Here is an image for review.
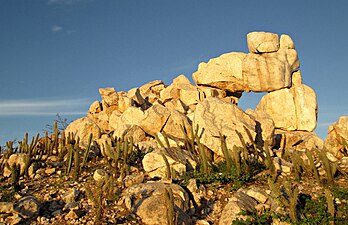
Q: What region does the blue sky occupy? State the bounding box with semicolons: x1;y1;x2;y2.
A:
0;0;347;145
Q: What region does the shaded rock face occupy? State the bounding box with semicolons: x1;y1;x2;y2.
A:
325;116;348;159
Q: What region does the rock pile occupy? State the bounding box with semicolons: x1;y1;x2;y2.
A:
66;31;320;161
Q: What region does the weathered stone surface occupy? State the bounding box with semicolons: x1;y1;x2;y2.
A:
65;117;101;147
164;99;187;113
61;188;79;204
95;111;111;132
280;34;295;49
0;202;14;214
124;182;191;225
142;148;197;178
13;196;40;219
113;124;146;143
256;84;317;132
140;104;171;136
99;87;119;107
219;190;258;225
179;84;199;106
193;49;299;93
291;70;302;86
242;49;299;92
325;116;348;158
193;52;246;92
3;153;29;177
246;108;275;147
274;129;324;151
193;97;257;156
138;80;166;104
197;86;226;100
93;169;109;183
117;96;133;113
162;110;192;140
87;100;102;118
109;107;145;131
247;32;279;53
256;88;296;130
244;187;269;204
290;84;317;131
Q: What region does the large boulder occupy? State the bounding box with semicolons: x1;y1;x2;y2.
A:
142;148;197;178
280;34;295;50
247;31;279;53
242;49;299;92
3;153;30;177
274;129;324;151
324;116;348;159
140;104;171;136
192;52;246;93
246;108;275;147
256;84;317;132
193;97;257;157
193;32;299;93
162;110;192;140
65;117;101;147
124;182;191;225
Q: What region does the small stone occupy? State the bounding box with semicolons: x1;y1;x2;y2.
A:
64;210;78;220
245;188;268;204
0;202;14;214
61;188;79;204
93;169;109;182
13;196;40;219
45;168;56;175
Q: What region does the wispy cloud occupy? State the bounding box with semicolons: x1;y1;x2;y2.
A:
51;25;63;32
0;98;91;116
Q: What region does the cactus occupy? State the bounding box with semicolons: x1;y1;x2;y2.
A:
66;143;74;176
324;188;335;224
73;143;80;182
232;145;242;176
11;164;20;192
81;133;93;168
305;151;321;184
319;150;336;186
285;182;299;223
220;134;233;172
164;187;175;225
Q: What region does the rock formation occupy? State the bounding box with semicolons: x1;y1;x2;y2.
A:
63;32;323;162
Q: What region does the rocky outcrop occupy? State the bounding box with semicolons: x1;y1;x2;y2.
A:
325;116;348;159
192;32;299;93
66;31;319;164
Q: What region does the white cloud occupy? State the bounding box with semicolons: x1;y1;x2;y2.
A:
51;25;63;32
0;98;90;116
